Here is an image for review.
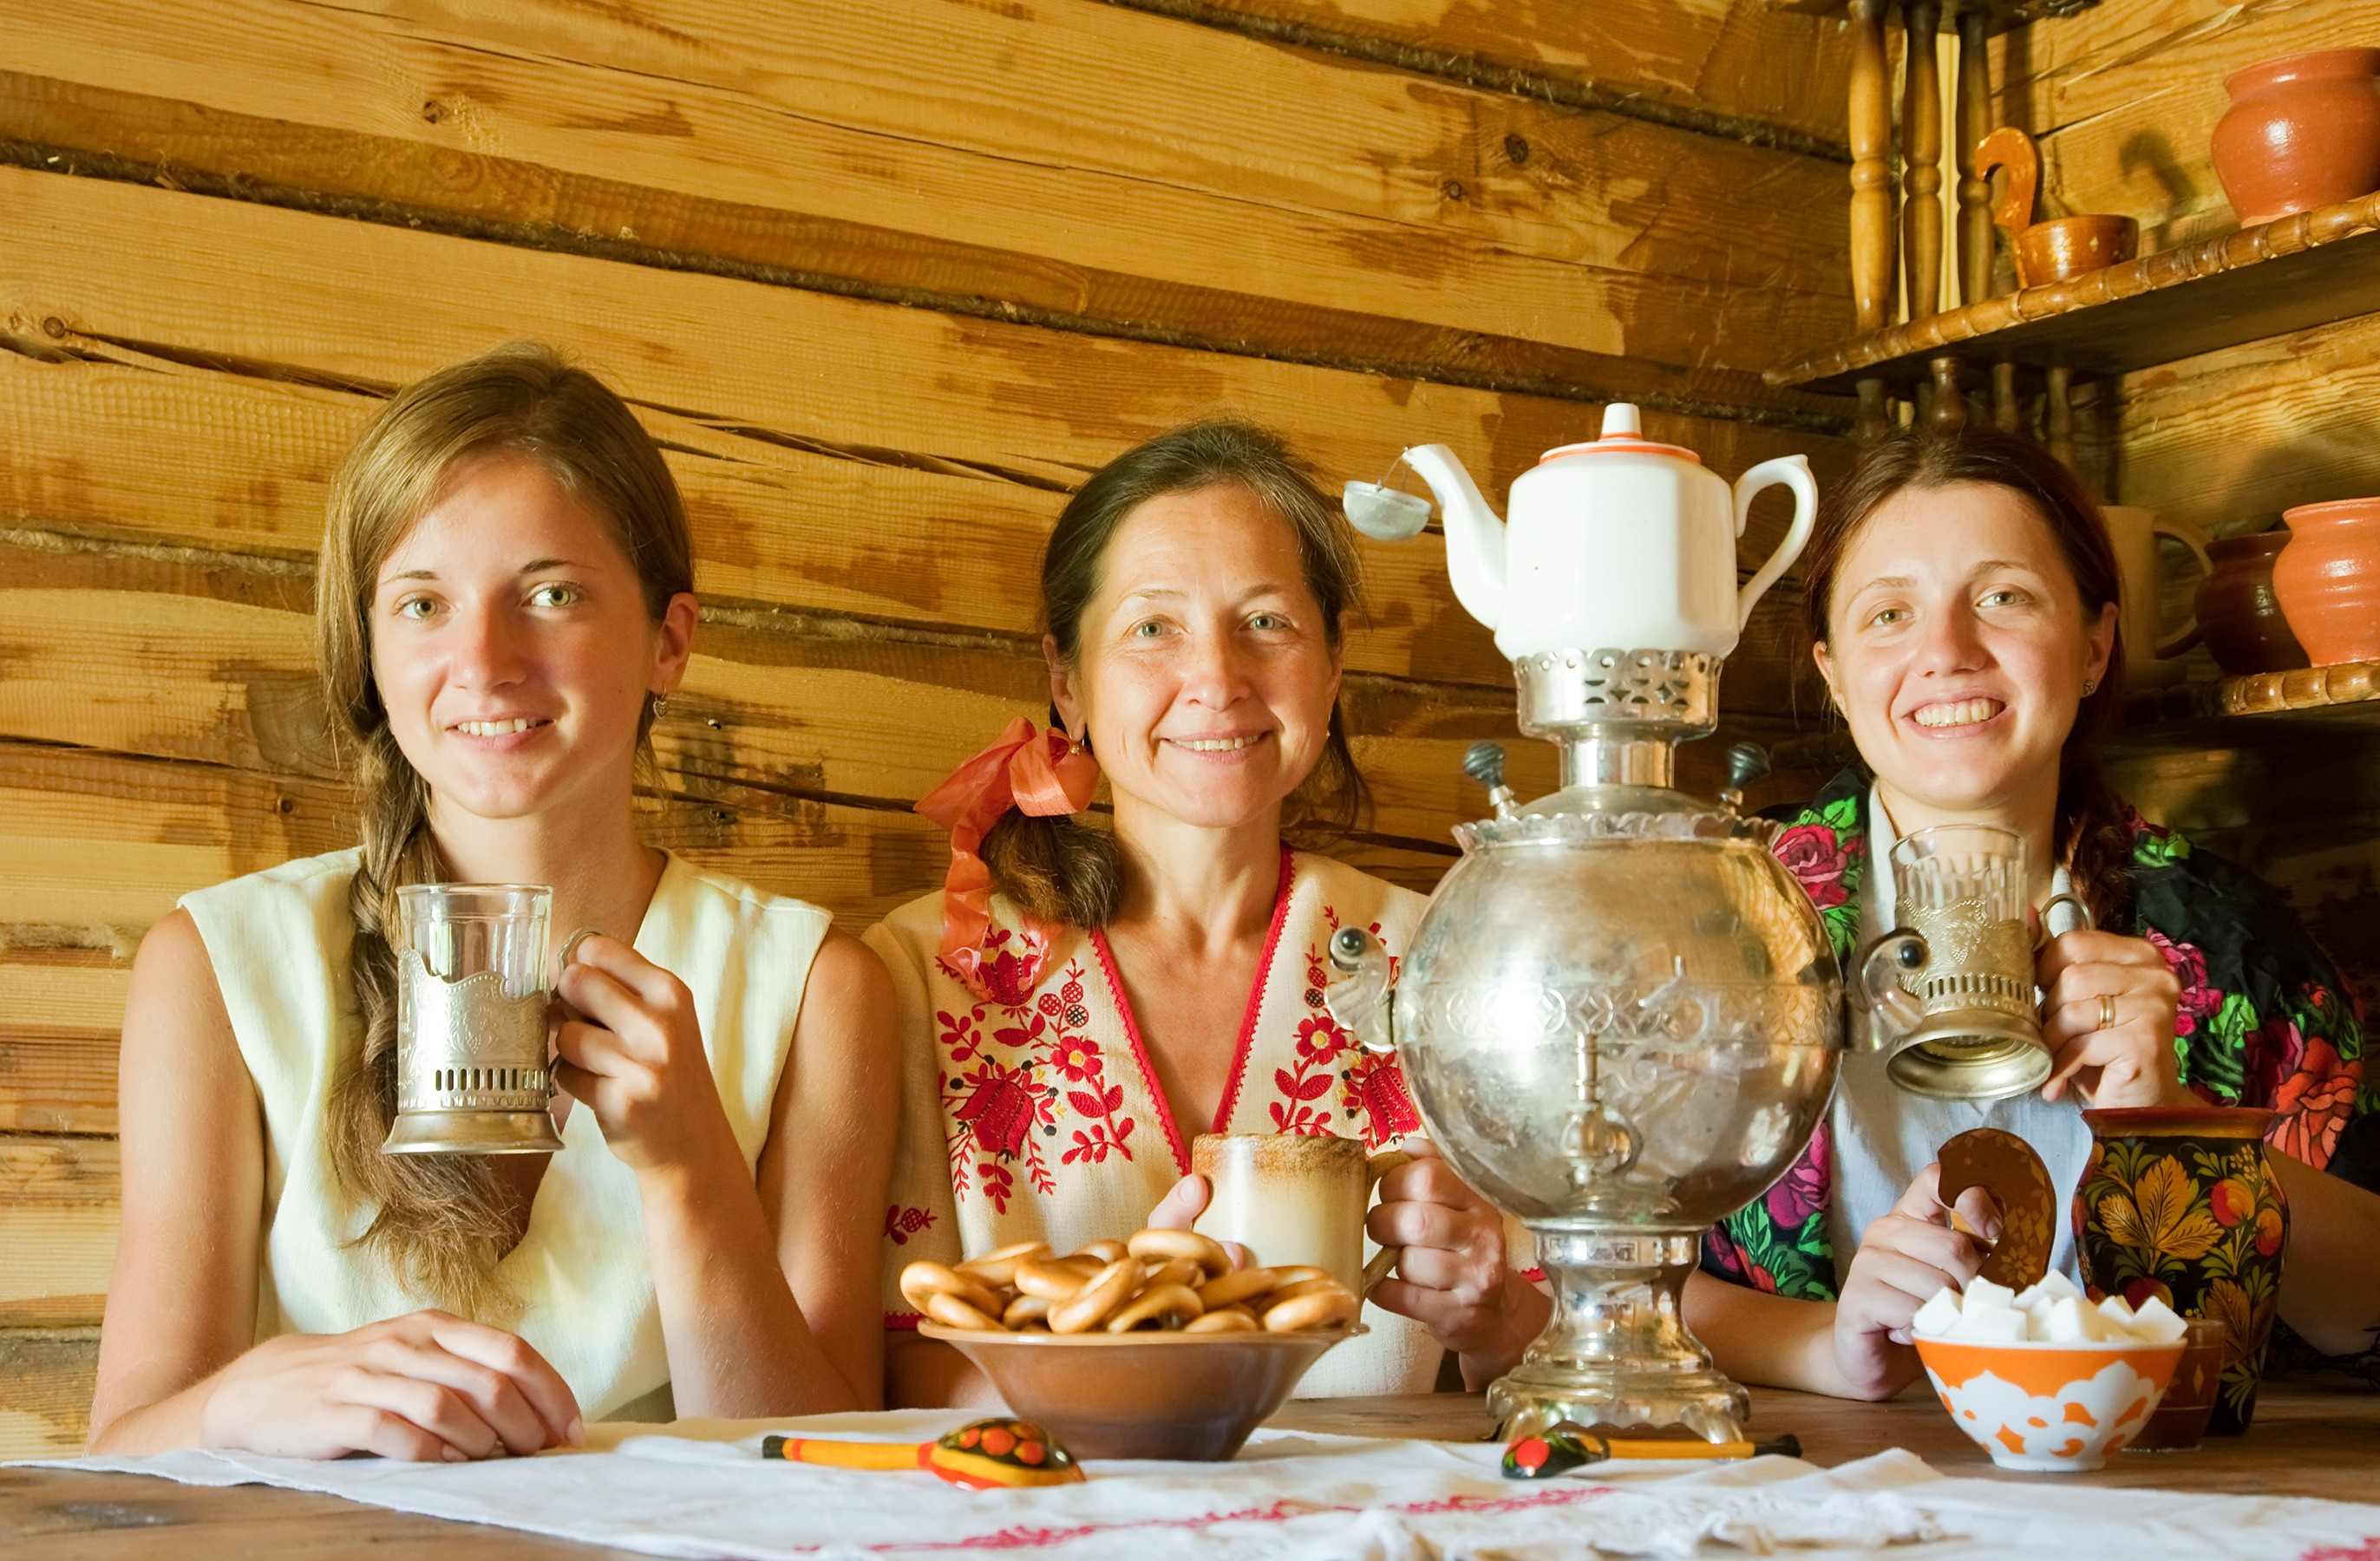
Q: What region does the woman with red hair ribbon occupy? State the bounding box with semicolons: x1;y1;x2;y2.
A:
866;424;1550;1406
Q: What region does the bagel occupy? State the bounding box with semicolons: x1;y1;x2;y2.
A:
1014;1257;1093;1302
1183;1304;1259;1333
958;1241;1051;1289
1263;1285;1357;1332
1195;1265;1281;1310
1261;1277;1343;1310
924;1290;1009;1331
1127;1229;1228;1274
1079;1239;1131;1265
1267;1265;1332;1288
1002;1292;1053;1328
1142;1256;1204;1291
1104;1282;1204;1332
899;1260;1003;1318
1049;1257;1141;1333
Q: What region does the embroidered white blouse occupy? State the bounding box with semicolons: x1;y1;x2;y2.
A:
867;846;1454;1395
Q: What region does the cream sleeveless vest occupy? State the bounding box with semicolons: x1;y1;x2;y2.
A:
180;849;829;1422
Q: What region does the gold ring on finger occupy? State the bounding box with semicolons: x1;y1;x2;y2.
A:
2096;993;2117;1031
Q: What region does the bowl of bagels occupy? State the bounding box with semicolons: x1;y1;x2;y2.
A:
904;1227;1362;1460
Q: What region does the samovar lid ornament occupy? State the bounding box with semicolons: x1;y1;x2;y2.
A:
1331;406;1843;1444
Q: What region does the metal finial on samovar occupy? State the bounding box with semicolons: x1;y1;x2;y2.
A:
1335;406;1842;1442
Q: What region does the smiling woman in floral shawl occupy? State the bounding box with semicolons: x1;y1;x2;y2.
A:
1685;427;2380;1401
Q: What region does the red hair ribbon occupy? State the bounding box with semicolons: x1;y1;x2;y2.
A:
915;716;1099;983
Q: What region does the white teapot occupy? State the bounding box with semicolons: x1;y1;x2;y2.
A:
1345;403;1820;662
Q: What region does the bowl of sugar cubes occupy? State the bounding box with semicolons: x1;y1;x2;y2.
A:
1911;1270;2190;1472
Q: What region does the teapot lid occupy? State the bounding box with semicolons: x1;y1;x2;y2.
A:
1539;403;1702;466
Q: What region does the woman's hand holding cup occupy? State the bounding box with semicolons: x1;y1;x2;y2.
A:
1367;1146;1548;1381
2035;928;2188;1108
551;933;740;1176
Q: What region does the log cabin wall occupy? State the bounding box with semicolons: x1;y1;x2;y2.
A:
1991;5;2380;1034
0;2;1860;1453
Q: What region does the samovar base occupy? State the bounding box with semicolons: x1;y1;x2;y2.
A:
1487;1227;1750;1444
383;1109;565;1155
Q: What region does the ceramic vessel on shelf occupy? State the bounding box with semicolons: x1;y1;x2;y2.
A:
1975;127;2141;286
2211;49;2380;227
2075;1107;2287;1436
1334;404;1843;1444
2196;530;2310;676
2272;498;2380;666
2101;506;2213;689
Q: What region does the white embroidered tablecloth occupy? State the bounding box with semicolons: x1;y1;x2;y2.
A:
25;1411;2380;1559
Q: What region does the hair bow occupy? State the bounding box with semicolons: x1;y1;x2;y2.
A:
914;716;1099;984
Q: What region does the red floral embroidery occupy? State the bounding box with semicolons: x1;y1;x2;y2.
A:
2146;930;2223;1038
938;959;1137;1206
1773;822;1851;910
1341;1048;1420;1146
944;924;1050;1008
1272;1011;1349;1134
2271;1035;2360;1166
883;1204;936;1245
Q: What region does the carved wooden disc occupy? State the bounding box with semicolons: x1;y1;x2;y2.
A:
1938;1126;2055;1289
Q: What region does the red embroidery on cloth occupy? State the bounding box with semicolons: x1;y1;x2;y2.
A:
2300;1543;2380;1561
883;1205;936;1245
874;1484;1615;1551
1257;909;1419;1146
1089;927;1191;1175
1209;846;1298;1131
938;960;1138;1208
883;1310;922;1332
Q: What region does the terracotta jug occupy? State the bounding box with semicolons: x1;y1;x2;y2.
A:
2211;49;2380;227
2076;1107;2287;1436
2196;530;2310;676
2272;498;2380;666
2101;506;2213;689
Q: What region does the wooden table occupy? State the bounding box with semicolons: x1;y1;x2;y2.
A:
6;1381;2375;1557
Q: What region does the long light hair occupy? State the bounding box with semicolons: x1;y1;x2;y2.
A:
316;342;691;1316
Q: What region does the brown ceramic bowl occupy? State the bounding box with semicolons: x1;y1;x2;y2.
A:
918;1322;1357;1460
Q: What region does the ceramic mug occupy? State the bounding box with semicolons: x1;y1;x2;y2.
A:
2101;506;2214;689
1191;1133;1408;1296
2076;1107;2287;1435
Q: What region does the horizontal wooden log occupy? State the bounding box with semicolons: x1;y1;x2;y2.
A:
0;1136;114;1327
0;343;1519;692
1993;0;2380;249
0;1328;95;1457
1175;0;1854;148
2115;306;2380;533
0;0;1851;377
0;954;123;1135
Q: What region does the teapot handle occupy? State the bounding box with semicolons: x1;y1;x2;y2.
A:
1732;454;1820;631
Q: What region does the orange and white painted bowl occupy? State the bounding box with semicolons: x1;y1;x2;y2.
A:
1914;1336;2186;1472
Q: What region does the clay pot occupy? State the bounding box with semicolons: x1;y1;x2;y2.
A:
2196;530;2310;676
2273;498;2380;665
1975;127;2141;286
2211;49;2380;227
2076;1107;2287;1436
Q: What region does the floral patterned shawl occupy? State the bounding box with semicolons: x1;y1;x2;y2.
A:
1705;767;2377;1348
868;846;1453;1394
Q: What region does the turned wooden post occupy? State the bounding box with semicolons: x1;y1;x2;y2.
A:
2045;364;2076;469
1955;3;1993;306
1928;356;1968;428
1901;0;1945;321
1848;0;1898;332
1992;362;2022;432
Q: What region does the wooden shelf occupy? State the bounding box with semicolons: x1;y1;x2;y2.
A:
2116;660;2380;748
1772;0;2085;36
1766;191;2380;393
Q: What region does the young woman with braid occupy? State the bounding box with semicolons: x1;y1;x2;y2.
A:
88;344;897;1459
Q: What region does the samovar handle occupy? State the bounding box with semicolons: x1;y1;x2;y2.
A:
1324;926;1398;1055
1849;930;1930;1050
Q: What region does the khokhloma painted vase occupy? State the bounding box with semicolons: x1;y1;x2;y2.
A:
2075;1107;2286;1435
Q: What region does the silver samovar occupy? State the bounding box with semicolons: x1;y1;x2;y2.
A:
1333;406;1844;1441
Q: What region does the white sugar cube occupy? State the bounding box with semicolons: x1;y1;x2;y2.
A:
2035;1270;2084;1302
2129;1296;2188;1344
1964;1277;2017;1314
1912;1287;1964;1338
2011;1283;2043;1310
1950;1303;2029;1342
2097;1294;2138;1331
2043;1296;2109;1342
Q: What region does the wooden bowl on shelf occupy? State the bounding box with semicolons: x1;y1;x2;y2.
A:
918;1322;1357;1460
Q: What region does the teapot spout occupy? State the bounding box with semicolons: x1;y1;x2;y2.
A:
1399;444;1506;632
